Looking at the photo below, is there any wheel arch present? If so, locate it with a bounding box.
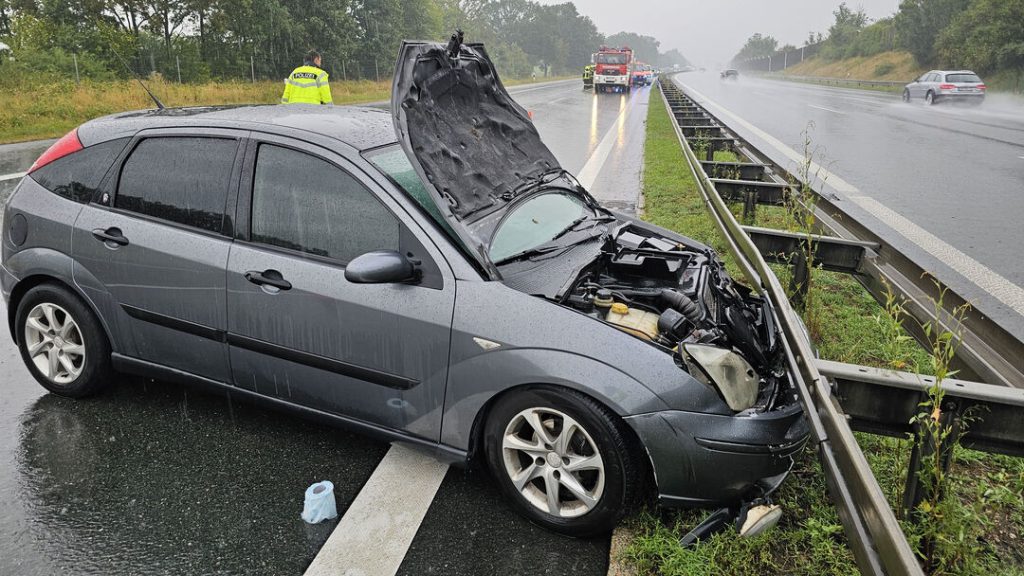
[7,274,116,352]
[464,382,656,499]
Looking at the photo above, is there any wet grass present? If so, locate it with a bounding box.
[0,74,574,144]
[622,83,1024,575]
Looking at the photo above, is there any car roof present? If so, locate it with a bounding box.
[78,104,397,151]
[933,69,978,75]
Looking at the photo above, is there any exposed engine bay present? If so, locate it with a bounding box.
[560,225,789,413]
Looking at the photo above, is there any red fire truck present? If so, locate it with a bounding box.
[593,46,634,93]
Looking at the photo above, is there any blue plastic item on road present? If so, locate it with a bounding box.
[301,480,338,524]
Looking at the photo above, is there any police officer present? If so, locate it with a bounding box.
[281,50,333,105]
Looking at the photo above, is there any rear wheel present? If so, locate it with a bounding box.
[484,386,642,537]
[925,91,936,105]
[15,283,112,398]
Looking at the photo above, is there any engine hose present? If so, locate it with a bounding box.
[660,289,702,324]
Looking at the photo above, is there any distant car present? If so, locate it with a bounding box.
[3,38,807,536]
[903,70,985,106]
[721,69,739,81]
[0,42,13,61]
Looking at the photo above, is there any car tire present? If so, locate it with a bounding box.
[15,283,113,398]
[902,89,911,103]
[925,91,936,105]
[484,386,643,537]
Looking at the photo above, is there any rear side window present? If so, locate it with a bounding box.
[31,138,129,203]
[115,137,237,233]
[251,144,399,263]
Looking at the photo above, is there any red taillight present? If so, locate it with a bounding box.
[28,128,83,173]
[939,83,955,90]
[978,84,986,90]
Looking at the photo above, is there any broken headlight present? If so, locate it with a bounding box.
[682,344,759,412]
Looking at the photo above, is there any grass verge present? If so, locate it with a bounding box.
[622,83,1023,575]
[0,74,575,144]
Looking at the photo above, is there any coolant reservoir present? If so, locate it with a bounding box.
[606,303,660,340]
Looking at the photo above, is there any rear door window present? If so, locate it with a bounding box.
[250,144,399,263]
[116,137,237,234]
[31,138,129,203]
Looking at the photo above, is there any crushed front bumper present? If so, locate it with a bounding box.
[625,402,808,507]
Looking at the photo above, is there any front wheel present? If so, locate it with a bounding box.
[15,283,113,398]
[902,89,911,103]
[484,387,643,536]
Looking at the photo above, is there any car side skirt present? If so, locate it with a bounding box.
[111,353,468,465]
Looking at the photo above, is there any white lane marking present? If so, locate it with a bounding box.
[807,104,846,115]
[0,171,26,182]
[576,96,638,189]
[303,444,448,576]
[679,81,1024,316]
[1019,156,1024,160]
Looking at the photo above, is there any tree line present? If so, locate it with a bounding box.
[732,0,1023,79]
[0,0,689,85]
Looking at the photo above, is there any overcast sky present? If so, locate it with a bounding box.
[540,0,901,66]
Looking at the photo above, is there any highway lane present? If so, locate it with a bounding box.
[0,78,647,575]
[672,72,1024,341]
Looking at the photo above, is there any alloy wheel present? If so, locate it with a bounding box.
[501,407,605,518]
[24,302,86,385]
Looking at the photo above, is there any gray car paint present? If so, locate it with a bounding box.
[226,133,456,439]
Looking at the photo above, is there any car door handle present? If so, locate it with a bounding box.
[244,269,292,291]
[92,227,129,246]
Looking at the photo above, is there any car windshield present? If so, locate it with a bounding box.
[946,73,981,83]
[595,53,627,65]
[489,192,589,262]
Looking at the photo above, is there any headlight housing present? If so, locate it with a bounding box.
[682,344,759,412]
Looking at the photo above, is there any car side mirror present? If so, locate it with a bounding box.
[345,250,419,284]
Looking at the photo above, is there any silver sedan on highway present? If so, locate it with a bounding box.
[903,70,986,105]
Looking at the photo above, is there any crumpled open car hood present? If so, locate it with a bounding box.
[391,37,565,274]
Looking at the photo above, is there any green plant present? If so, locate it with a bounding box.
[874,62,896,76]
[875,278,916,370]
[905,279,982,573]
[784,121,827,336]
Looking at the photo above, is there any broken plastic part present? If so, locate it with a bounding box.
[683,344,759,411]
[738,504,782,537]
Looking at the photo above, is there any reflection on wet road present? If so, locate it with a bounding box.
[0,79,629,575]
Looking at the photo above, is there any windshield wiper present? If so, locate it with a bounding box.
[493,244,567,266]
[549,214,616,241]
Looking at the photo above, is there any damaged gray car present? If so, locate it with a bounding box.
[2,35,808,536]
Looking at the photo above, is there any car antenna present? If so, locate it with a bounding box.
[109,45,166,111]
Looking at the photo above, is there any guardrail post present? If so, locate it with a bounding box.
[742,189,757,223]
[903,398,960,572]
[788,249,810,308]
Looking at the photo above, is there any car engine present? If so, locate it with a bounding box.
[562,225,787,413]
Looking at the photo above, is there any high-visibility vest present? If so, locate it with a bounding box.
[281,65,333,105]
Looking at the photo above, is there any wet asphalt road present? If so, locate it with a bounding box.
[0,79,647,575]
[671,72,1024,341]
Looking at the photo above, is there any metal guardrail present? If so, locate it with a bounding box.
[658,74,1024,576]
[658,78,922,576]
[774,74,905,90]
